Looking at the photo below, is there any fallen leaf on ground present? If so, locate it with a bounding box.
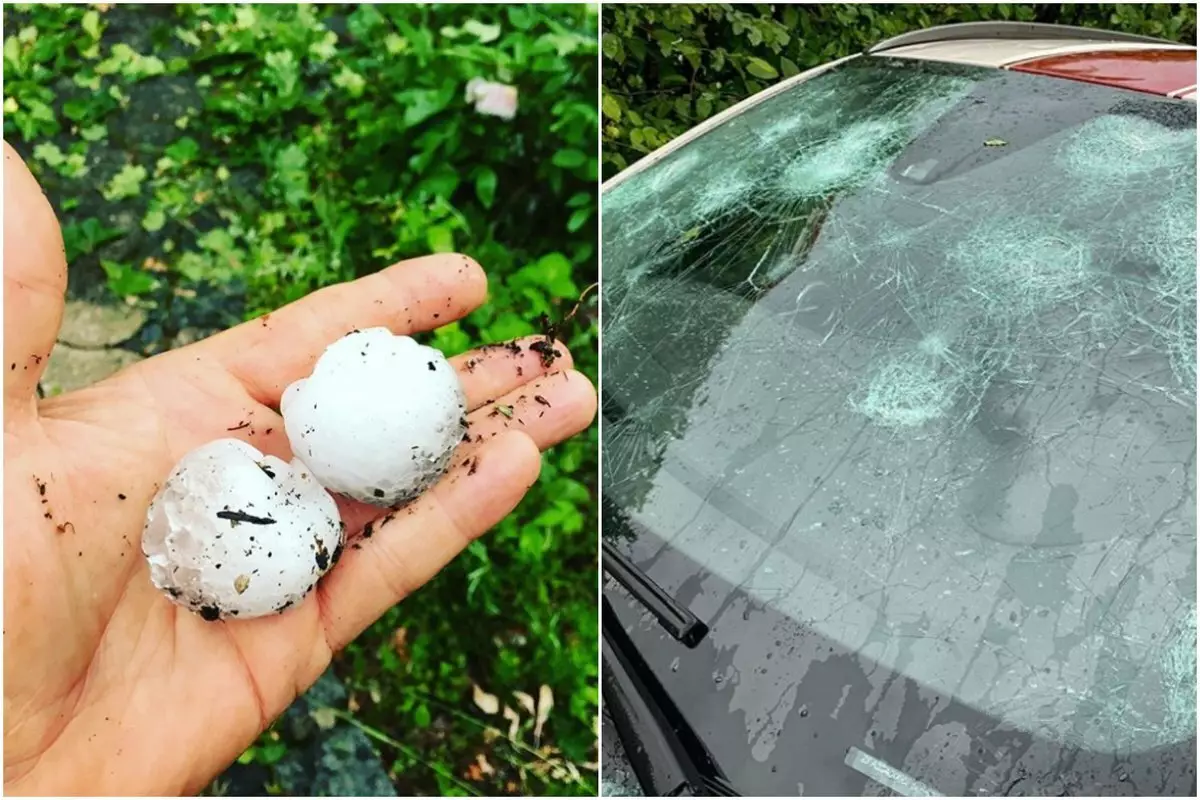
[391,627,409,660]
[473,683,499,715]
[502,704,521,740]
[310,707,337,730]
[534,684,554,744]
[513,690,536,716]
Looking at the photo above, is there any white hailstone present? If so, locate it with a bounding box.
[142,438,344,620]
[281,327,468,507]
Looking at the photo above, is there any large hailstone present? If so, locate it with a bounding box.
[281,328,467,506]
[142,438,343,620]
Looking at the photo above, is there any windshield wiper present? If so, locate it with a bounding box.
[603,598,735,796]
[600,389,709,647]
[603,541,709,647]
[602,495,709,647]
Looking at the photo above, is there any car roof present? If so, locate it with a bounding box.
[872,22,1196,100]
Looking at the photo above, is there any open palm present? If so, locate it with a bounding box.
[2,143,597,795]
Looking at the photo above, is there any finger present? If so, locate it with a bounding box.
[196,254,488,406]
[450,336,575,411]
[333,367,596,535]
[318,430,541,650]
[462,369,597,453]
[4,142,67,413]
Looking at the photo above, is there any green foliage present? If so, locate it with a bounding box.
[602,2,1198,176]
[3,3,597,796]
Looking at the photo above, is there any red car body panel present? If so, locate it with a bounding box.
[1009,48,1196,97]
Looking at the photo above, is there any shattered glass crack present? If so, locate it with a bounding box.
[602,56,1196,795]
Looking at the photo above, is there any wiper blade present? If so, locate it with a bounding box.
[601,494,708,647]
[603,540,709,647]
[603,598,736,796]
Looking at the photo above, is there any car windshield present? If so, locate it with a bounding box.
[602,56,1195,792]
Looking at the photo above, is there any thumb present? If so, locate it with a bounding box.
[4,141,67,416]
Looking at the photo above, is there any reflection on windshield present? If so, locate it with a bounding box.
[602,56,1196,788]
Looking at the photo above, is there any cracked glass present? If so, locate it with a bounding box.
[602,56,1196,795]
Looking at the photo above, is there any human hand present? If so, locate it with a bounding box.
[2,142,597,795]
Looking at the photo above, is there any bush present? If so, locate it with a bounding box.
[4,3,597,795]
[602,3,1197,176]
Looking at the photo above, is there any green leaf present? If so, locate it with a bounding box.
[781,56,801,78]
[426,226,454,253]
[333,66,366,97]
[63,218,122,261]
[601,32,623,61]
[33,142,65,168]
[198,228,236,255]
[175,26,200,48]
[462,19,501,43]
[475,167,497,209]
[745,57,778,80]
[524,251,577,297]
[164,136,199,163]
[101,260,156,297]
[258,740,288,765]
[384,32,406,54]
[142,208,166,232]
[81,10,101,40]
[430,321,472,356]
[4,36,21,72]
[552,149,587,169]
[601,93,621,121]
[264,49,299,95]
[102,164,147,201]
[309,31,339,62]
[567,207,590,233]
[397,87,450,127]
[80,123,107,142]
[506,5,534,30]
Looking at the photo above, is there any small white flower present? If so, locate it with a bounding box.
[465,77,518,120]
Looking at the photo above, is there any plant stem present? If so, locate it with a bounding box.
[330,709,484,797]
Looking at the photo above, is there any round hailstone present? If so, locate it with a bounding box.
[142,438,343,620]
[281,327,467,507]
